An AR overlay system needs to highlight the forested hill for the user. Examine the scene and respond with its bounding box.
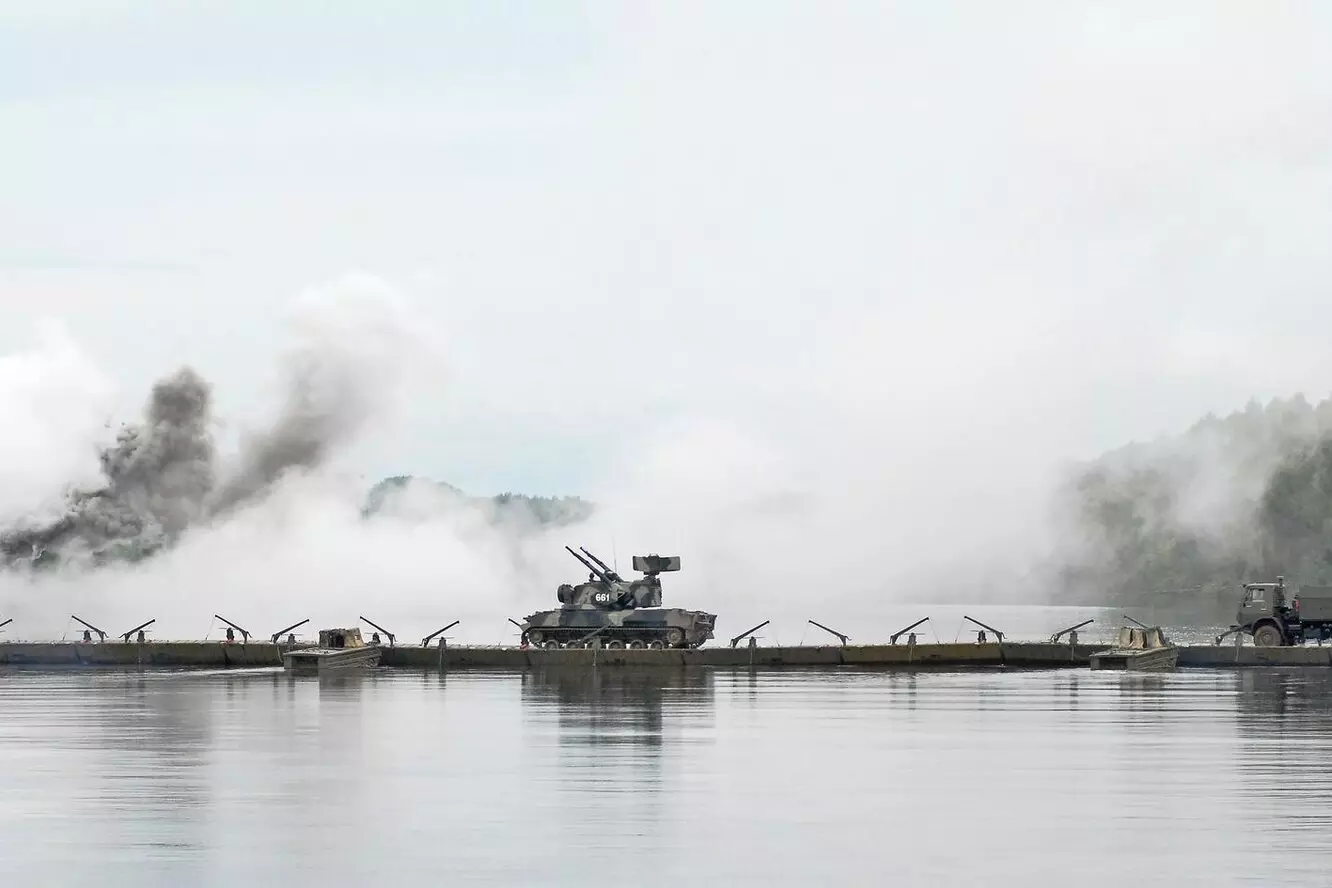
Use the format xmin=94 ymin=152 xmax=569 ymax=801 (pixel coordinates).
xmin=362 ymin=476 xmax=594 ymax=529
xmin=1048 ymin=393 xmax=1332 ymax=615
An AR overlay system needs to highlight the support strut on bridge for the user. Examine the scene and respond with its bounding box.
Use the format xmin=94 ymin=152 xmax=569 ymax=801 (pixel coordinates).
xmin=120 ymin=619 xmax=156 ymax=643
xmin=359 ymin=616 xmax=396 ymax=647
xmin=963 ymin=615 xmax=1004 ymax=643
xmin=270 ymin=619 xmax=310 ymax=645
xmin=421 ymin=621 xmax=459 ymax=648
xmin=507 ymin=618 xmax=526 ymax=644
xmin=214 ymin=614 xmax=251 ymax=644
xmin=730 ymin=620 xmax=770 ymax=648
xmin=1122 ymin=613 xmax=1151 ymax=630
xmin=71 ymin=614 xmax=106 ymax=643
xmin=1050 ymin=619 xmax=1093 ymax=644
xmin=807 ymin=619 xmax=848 ymax=646
xmin=891 ymin=617 xmax=929 ymax=645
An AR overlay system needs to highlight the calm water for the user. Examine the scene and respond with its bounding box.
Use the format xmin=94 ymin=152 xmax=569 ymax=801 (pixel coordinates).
xmin=1 ymin=665 xmax=1330 ymax=885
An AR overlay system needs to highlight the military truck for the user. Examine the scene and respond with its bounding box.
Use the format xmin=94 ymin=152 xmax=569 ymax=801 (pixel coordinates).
xmin=1232 ymin=575 xmax=1332 ymax=646
xmin=519 ymin=546 xmax=717 ymax=649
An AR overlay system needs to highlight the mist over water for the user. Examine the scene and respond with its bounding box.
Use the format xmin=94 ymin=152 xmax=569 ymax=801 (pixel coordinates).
xmin=0 ymin=270 xmax=1074 ymax=644
xmin=0 ymin=268 xmax=1322 ymax=645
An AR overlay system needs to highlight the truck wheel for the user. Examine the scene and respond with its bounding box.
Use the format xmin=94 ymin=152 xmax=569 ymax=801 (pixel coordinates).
xmin=1254 ymin=624 xmax=1285 ymax=647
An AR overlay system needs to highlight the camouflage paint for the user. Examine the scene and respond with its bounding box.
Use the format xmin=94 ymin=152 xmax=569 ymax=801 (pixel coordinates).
xmin=519 ymin=547 xmax=717 ymax=649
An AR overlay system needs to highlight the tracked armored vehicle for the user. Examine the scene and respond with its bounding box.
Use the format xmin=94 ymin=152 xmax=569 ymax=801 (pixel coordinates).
xmin=520 ymin=547 xmax=717 ymax=649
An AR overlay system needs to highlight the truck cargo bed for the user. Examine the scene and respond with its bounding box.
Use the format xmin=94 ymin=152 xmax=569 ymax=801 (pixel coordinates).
xmin=1298 ymin=586 xmax=1332 ymax=622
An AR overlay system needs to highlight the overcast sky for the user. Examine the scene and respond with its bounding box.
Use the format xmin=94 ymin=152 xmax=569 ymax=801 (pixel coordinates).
xmin=3 ymin=1 xmax=1332 ymax=497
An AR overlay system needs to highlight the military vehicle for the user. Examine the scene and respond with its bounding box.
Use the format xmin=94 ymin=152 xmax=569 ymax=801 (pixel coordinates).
xmin=1231 ymin=575 xmax=1332 ymax=646
xmin=519 ymin=546 xmax=717 ymax=649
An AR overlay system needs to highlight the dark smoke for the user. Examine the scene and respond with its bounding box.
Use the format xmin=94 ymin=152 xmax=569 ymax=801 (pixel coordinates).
xmin=205 ymin=347 xmax=373 ymax=519
xmin=0 ymin=349 xmax=377 ymax=569
xmin=0 ymin=367 xmax=215 ymax=564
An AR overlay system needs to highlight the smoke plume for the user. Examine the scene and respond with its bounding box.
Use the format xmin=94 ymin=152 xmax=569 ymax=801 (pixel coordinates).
xmin=0 ymin=275 xmax=438 ymax=572
xmin=206 ymin=277 xmax=422 ymax=519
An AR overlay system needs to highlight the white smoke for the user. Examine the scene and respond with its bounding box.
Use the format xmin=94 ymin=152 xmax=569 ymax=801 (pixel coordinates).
xmin=0 ymin=275 xmax=509 ymax=642
xmin=0 ymin=272 xmax=1049 ymax=647
xmin=0 ymin=320 xmax=115 ymax=527
xmin=207 ymin=274 xmax=436 ymax=517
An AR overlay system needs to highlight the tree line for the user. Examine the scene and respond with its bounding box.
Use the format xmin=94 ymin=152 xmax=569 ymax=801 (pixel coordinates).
xmin=1048 ymin=393 xmax=1332 ymax=615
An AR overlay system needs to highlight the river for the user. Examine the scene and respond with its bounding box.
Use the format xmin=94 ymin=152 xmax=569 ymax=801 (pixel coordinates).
xmin=1 ymin=665 xmax=1328 ymax=885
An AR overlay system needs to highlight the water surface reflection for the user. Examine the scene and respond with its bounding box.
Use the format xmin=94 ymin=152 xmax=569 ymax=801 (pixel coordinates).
xmin=1 ymin=666 xmax=1332 ymax=885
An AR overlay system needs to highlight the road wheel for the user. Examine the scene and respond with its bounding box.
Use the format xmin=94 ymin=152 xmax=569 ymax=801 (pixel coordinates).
xmin=627 ymin=639 xmax=645 ymax=649
xmin=528 ymin=631 xmax=544 ymax=645
xmin=605 ymin=639 xmax=625 ymax=649
xmin=542 ymin=640 xmax=559 ymax=649
xmin=647 ymin=639 xmax=665 ymax=650
xmin=1254 ymin=624 xmax=1285 ymax=647
xmin=665 ymin=628 xmax=685 ymax=647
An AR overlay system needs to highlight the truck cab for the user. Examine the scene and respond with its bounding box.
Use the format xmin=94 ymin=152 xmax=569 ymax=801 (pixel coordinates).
xmin=1236 ymin=576 xmax=1294 ymax=647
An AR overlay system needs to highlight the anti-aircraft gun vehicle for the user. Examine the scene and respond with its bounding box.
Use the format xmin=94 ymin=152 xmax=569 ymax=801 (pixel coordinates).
xmin=519 ymin=546 xmax=717 ymax=649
